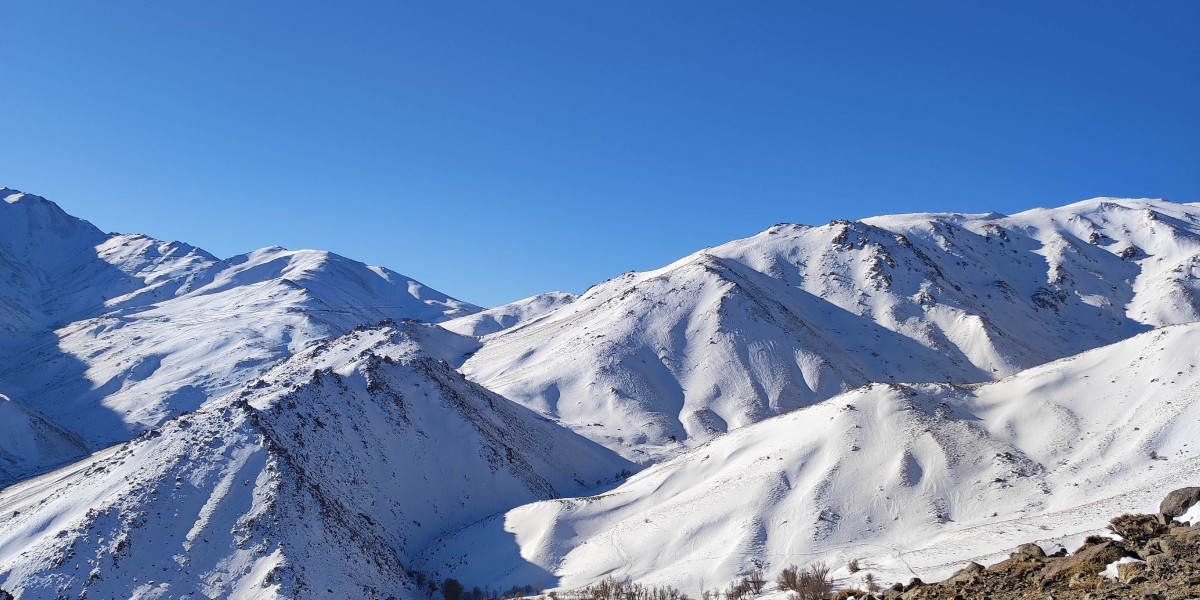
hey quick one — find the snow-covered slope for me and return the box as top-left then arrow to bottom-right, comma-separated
441,292 -> 577,337
460,198 -> 1200,461
423,322 -> 1200,592
0,189 -> 480,484
6,189 -> 1200,599
0,322 -> 631,599
0,394 -> 89,485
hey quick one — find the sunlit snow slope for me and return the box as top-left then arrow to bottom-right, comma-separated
0,189 -> 479,484
424,322 -> 1200,592
460,198 -> 1200,461
0,323 -> 630,599
5,188 -> 1200,600
441,292 -> 577,337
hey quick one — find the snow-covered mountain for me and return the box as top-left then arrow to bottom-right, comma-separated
0,322 -> 631,599
442,292 -> 577,337
422,321 -> 1200,592
0,189 -> 479,484
4,189 -> 1200,600
458,198 -> 1200,461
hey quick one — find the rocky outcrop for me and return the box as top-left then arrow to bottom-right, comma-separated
837,487 -> 1200,600
1160,487 -> 1200,519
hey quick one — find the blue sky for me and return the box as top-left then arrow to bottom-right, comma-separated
3,2 -> 1197,306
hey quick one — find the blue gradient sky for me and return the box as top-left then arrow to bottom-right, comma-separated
3,2 -> 1197,306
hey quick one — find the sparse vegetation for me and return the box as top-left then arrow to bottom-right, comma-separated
431,560 -> 838,600
861,573 -> 879,594
776,561 -> 834,600
443,578 -> 465,600
1107,512 -> 1167,549
745,570 -> 766,594
846,558 -> 860,574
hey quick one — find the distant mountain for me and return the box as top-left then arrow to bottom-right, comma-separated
424,321 -> 1200,592
0,189 -> 479,484
0,322 -> 630,599
441,291 -> 577,337
458,198 -> 1200,462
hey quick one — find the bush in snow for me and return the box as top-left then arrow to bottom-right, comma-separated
776,561 -> 833,600
443,578 -> 465,600
1108,513 -> 1167,550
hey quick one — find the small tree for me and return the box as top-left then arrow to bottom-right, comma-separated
746,570 -> 766,594
444,578 -> 465,600
846,559 -> 860,574
796,562 -> 833,600
862,573 -> 879,594
444,579 -> 465,600
777,565 -> 801,593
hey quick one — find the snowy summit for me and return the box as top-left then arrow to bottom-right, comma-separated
2,189 -> 1200,599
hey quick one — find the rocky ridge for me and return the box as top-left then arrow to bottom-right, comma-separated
844,488 -> 1200,600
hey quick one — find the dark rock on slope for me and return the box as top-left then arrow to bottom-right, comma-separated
839,487 -> 1200,600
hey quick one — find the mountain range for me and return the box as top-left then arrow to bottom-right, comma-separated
1,187 -> 1198,599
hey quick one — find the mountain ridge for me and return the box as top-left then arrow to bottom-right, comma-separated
0,322 -> 630,599
3,188 -> 1200,599
457,196 -> 1200,462
0,188 -> 481,485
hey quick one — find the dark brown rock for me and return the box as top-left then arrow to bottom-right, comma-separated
1145,553 -> 1173,572
1159,536 -> 1189,558
1011,542 -> 1046,560
946,562 -> 984,584
1160,487 -> 1200,518
846,511 -> 1200,599
1039,541 -> 1128,583
1118,560 -> 1148,583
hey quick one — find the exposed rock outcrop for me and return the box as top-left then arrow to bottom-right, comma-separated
1160,487 -> 1200,519
838,487 -> 1200,600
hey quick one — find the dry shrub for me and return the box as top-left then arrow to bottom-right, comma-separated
1108,513 -> 1167,549
776,562 -> 833,600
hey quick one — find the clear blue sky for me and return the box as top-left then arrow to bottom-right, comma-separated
3,2 -> 1197,307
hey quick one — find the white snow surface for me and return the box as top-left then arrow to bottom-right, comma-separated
0,322 -> 631,599
5,190 -> 1200,599
0,189 -> 479,484
423,322 -> 1200,592
1100,556 -> 1143,579
442,292 -> 578,337
460,198 -> 1200,462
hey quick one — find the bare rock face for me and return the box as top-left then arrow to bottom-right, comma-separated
887,509 -> 1200,599
946,562 -> 984,585
1038,541 -> 1129,583
1117,560 -> 1148,583
1160,487 -> 1200,519
1011,542 -> 1047,560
